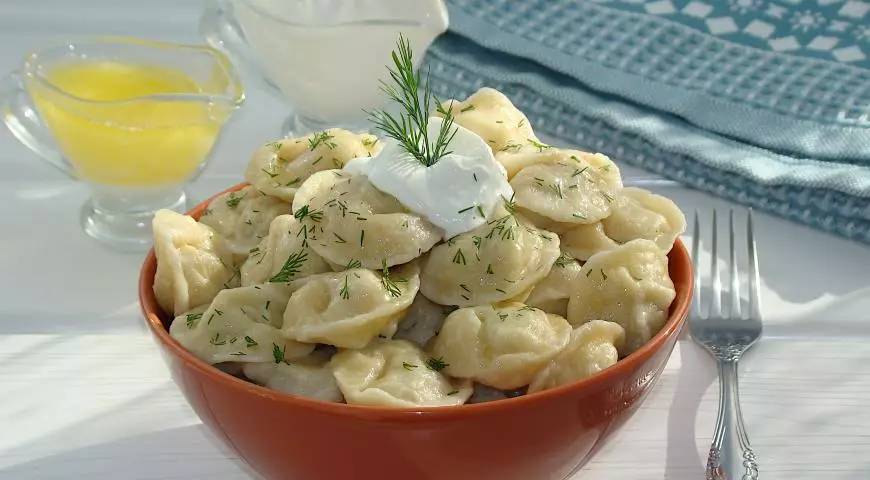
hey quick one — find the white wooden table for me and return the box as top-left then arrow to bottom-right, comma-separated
2,2 -> 870,479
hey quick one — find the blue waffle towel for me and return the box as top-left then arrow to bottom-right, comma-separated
423,0 -> 870,243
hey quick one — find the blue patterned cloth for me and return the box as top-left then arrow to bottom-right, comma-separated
423,0 -> 870,243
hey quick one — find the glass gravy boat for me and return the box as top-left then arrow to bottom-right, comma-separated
201,0 -> 448,136
0,37 -> 245,251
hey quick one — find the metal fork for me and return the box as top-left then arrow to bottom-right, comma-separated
689,208 -> 763,480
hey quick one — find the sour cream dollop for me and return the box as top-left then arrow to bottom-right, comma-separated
344,117 -> 513,239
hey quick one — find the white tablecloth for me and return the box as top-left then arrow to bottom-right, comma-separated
2,2 -> 870,479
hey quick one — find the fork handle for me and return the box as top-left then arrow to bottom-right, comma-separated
707,360 -> 758,480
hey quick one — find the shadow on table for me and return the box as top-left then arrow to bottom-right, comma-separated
0,425 -> 263,480
664,341 -> 716,480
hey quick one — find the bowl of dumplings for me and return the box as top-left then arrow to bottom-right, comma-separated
139,87 -> 693,480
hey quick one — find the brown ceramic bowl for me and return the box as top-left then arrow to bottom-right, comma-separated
139,182 -> 693,480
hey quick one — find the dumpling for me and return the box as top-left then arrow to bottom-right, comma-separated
242,357 -> 343,402
291,170 -> 442,269
528,320 -> 625,394
428,303 -> 572,389
199,185 -> 291,261
331,339 -> 473,407
510,150 -> 622,225
436,87 -> 540,154
559,222 -> 620,261
525,252 -> 584,317
240,214 -> 331,286
566,239 -> 676,356
244,129 -> 382,202
153,209 -> 236,316
419,202 -> 560,307
169,283 -> 315,364
602,187 -> 686,253
281,262 -> 420,348
393,294 -> 455,348
468,384 -> 527,404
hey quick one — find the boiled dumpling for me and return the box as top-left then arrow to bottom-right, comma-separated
291,170 -> 442,269
199,185 -> 291,262
602,187 -> 686,252
428,303 -> 572,389
525,252 -> 584,317
420,202 -> 560,307
244,129 -> 382,202
169,283 -> 314,364
331,339 -> 473,407
153,209 -> 236,316
468,384 -> 526,404
567,239 -> 675,356
281,262 -> 420,348
436,87 -> 540,154
528,320 -> 625,393
240,214 -> 331,286
393,294 -> 455,348
510,150 -> 622,225
559,222 -> 620,261
242,357 -> 343,402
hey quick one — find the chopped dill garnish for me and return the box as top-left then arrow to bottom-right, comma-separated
244,336 -> 258,348
284,177 -> 301,187
452,248 -> 467,265
308,131 -> 337,150
502,193 -> 517,213
460,104 -> 475,113
333,158 -> 344,169
381,260 -> 408,298
458,205 -> 474,214
230,352 -> 247,356
586,269 -> 593,277
294,204 -> 323,223
548,182 -> 564,199
333,232 -> 347,243
359,229 -> 365,246
311,156 -> 323,165
185,313 -> 202,329
346,258 -> 362,269
340,275 -> 350,299
210,333 -> 226,346
476,205 -> 486,218
402,362 -> 418,371
225,192 -> 242,209
447,390 -> 459,395
272,343 -> 290,364
500,142 -> 521,152
527,138 -> 550,152
486,264 -> 494,274
472,236 -> 483,249
261,168 -> 279,178
459,284 -> 471,292
603,192 -> 615,203
473,173 -> 478,182
572,212 -> 587,219
265,141 -> 282,151
426,357 -> 449,371
572,166 -> 588,177
601,269 -> 608,280
269,250 -> 308,283
495,288 -> 507,294
518,119 -> 526,128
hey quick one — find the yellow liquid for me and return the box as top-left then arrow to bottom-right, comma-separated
29,61 -> 225,187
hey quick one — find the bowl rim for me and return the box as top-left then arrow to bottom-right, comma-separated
139,181 -> 694,420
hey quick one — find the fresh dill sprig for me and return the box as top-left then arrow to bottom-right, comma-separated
365,34 -> 457,167
340,275 -> 350,299
225,192 -> 242,209
269,250 -> 308,283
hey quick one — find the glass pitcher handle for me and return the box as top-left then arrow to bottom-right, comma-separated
0,71 -> 76,179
